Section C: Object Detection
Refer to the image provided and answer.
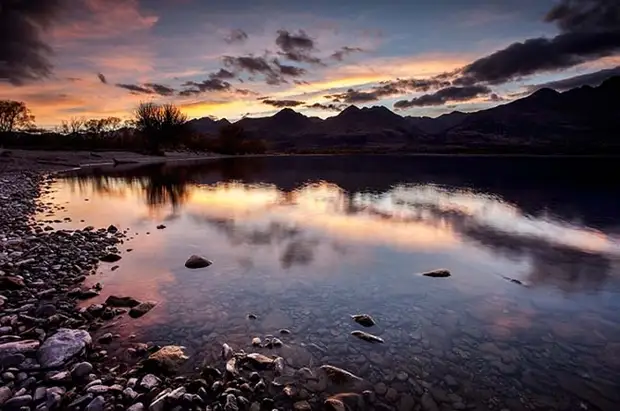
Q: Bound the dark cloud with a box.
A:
[325,77,451,105]
[0,0,62,85]
[294,80,310,85]
[525,66,620,92]
[209,69,236,80]
[116,83,176,96]
[97,73,108,84]
[225,29,249,44]
[223,55,274,75]
[262,99,305,108]
[330,46,364,61]
[326,89,381,104]
[453,0,620,86]
[272,60,307,77]
[275,30,323,65]
[306,102,345,111]
[179,79,231,96]
[394,85,491,109]
[235,88,259,96]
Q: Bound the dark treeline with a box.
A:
[0,100,267,155]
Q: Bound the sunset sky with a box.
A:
[1,0,619,127]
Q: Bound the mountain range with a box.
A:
[188,76,620,153]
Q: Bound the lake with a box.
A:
[39,155,620,411]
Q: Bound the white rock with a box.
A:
[37,329,92,368]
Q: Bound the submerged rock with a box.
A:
[129,301,157,318]
[37,329,92,368]
[100,253,122,263]
[222,343,234,360]
[184,255,212,269]
[319,365,363,385]
[351,314,376,327]
[420,269,451,278]
[351,331,384,343]
[105,295,141,308]
[245,353,275,369]
[144,345,188,373]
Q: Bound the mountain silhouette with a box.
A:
[188,76,620,153]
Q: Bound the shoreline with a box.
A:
[0,169,383,411]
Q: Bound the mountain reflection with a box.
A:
[61,156,620,290]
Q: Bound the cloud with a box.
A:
[275,30,323,65]
[487,93,506,102]
[262,99,305,108]
[525,66,620,92]
[272,60,307,77]
[116,83,175,96]
[225,29,249,44]
[453,0,620,86]
[209,69,236,80]
[0,0,61,85]
[179,79,232,96]
[326,89,383,104]
[330,46,364,61]
[306,102,345,111]
[394,85,491,108]
[222,55,307,85]
[97,73,108,84]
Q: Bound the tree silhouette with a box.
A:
[134,102,188,154]
[0,100,35,133]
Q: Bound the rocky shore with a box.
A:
[0,171,392,411]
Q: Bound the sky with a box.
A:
[1,0,620,127]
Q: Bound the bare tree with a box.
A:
[0,100,35,133]
[133,102,188,154]
[60,117,86,135]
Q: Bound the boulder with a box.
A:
[105,295,141,308]
[129,301,157,318]
[184,255,212,269]
[37,329,92,368]
[420,269,451,278]
[0,340,40,363]
[351,314,376,327]
[143,345,188,373]
[100,254,122,263]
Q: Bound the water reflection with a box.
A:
[48,156,620,411]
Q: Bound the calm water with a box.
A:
[40,156,620,411]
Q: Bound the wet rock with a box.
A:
[0,276,25,290]
[140,374,160,390]
[72,362,93,378]
[293,400,311,411]
[363,390,376,403]
[105,295,141,307]
[351,314,376,327]
[274,357,285,375]
[252,337,262,347]
[86,385,109,394]
[156,225,166,229]
[0,386,12,405]
[279,329,291,335]
[129,301,157,318]
[224,393,238,411]
[272,338,283,347]
[222,343,234,360]
[326,393,364,411]
[107,225,119,233]
[100,253,122,263]
[123,387,138,400]
[386,388,398,403]
[144,345,188,373]
[247,314,257,320]
[351,330,384,343]
[4,394,32,409]
[0,340,40,363]
[374,382,387,396]
[98,333,114,343]
[85,395,105,411]
[398,394,415,411]
[443,375,458,388]
[184,255,212,269]
[245,353,275,369]
[37,328,92,368]
[127,403,145,411]
[396,371,408,381]
[319,365,363,386]
[421,392,439,411]
[420,269,451,278]
[49,370,71,382]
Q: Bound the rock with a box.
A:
[324,397,346,411]
[127,403,145,411]
[247,313,257,320]
[37,328,92,368]
[0,340,40,363]
[351,314,376,327]
[107,225,119,233]
[420,269,451,278]
[144,345,188,373]
[274,357,285,375]
[279,329,291,334]
[34,386,47,402]
[319,365,364,386]
[86,385,109,394]
[0,276,25,290]
[156,225,166,229]
[325,394,364,411]
[272,338,283,347]
[140,374,160,390]
[363,390,376,403]
[0,386,12,405]
[100,253,122,263]
[421,392,439,411]
[36,304,57,317]
[293,400,311,411]
[49,370,71,382]
[129,301,157,318]
[386,388,398,402]
[184,255,212,269]
[351,330,384,343]
[245,353,275,369]
[72,362,94,378]
[98,333,113,343]
[149,389,170,411]
[444,375,458,388]
[226,357,238,375]
[221,343,234,360]
[251,337,261,346]
[374,382,387,396]
[224,394,238,411]
[398,394,415,411]
[123,387,138,400]
[85,396,105,411]
[105,295,141,307]
[4,394,32,409]
[396,371,408,381]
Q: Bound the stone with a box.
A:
[272,338,283,347]
[420,269,451,278]
[396,372,408,381]
[49,370,71,382]
[107,225,119,233]
[293,400,311,411]
[245,353,274,369]
[129,301,157,318]
[85,396,105,411]
[105,295,141,308]
[398,394,416,411]
[127,403,145,411]
[421,392,439,411]
[100,253,122,263]
[184,255,212,269]
[4,394,32,408]
[98,333,114,343]
[0,276,25,290]
[279,329,291,335]
[0,386,12,405]
[37,329,92,368]
[363,390,376,403]
[156,225,166,229]
[144,345,188,373]
[374,382,388,396]
[443,375,458,388]
[351,330,384,343]
[34,386,47,403]
[252,337,261,346]
[86,385,109,394]
[71,362,94,378]
[224,393,238,411]
[0,340,40,364]
[140,374,161,390]
[123,387,138,400]
[386,388,398,402]
[351,314,376,327]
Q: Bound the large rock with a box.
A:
[184,255,212,269]
[105,295,141,308]
[37,329,92,368]
[129,301,157,318]
[100,254,122,263]
[0,276,25,289]
[0,340,40,363]
[420,269,451,278]
[143,345,188,373]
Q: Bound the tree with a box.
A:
[0,100,35,133]
[133,102,188,154]
[60,117,86,135]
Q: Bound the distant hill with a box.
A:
[187,76,620,153]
